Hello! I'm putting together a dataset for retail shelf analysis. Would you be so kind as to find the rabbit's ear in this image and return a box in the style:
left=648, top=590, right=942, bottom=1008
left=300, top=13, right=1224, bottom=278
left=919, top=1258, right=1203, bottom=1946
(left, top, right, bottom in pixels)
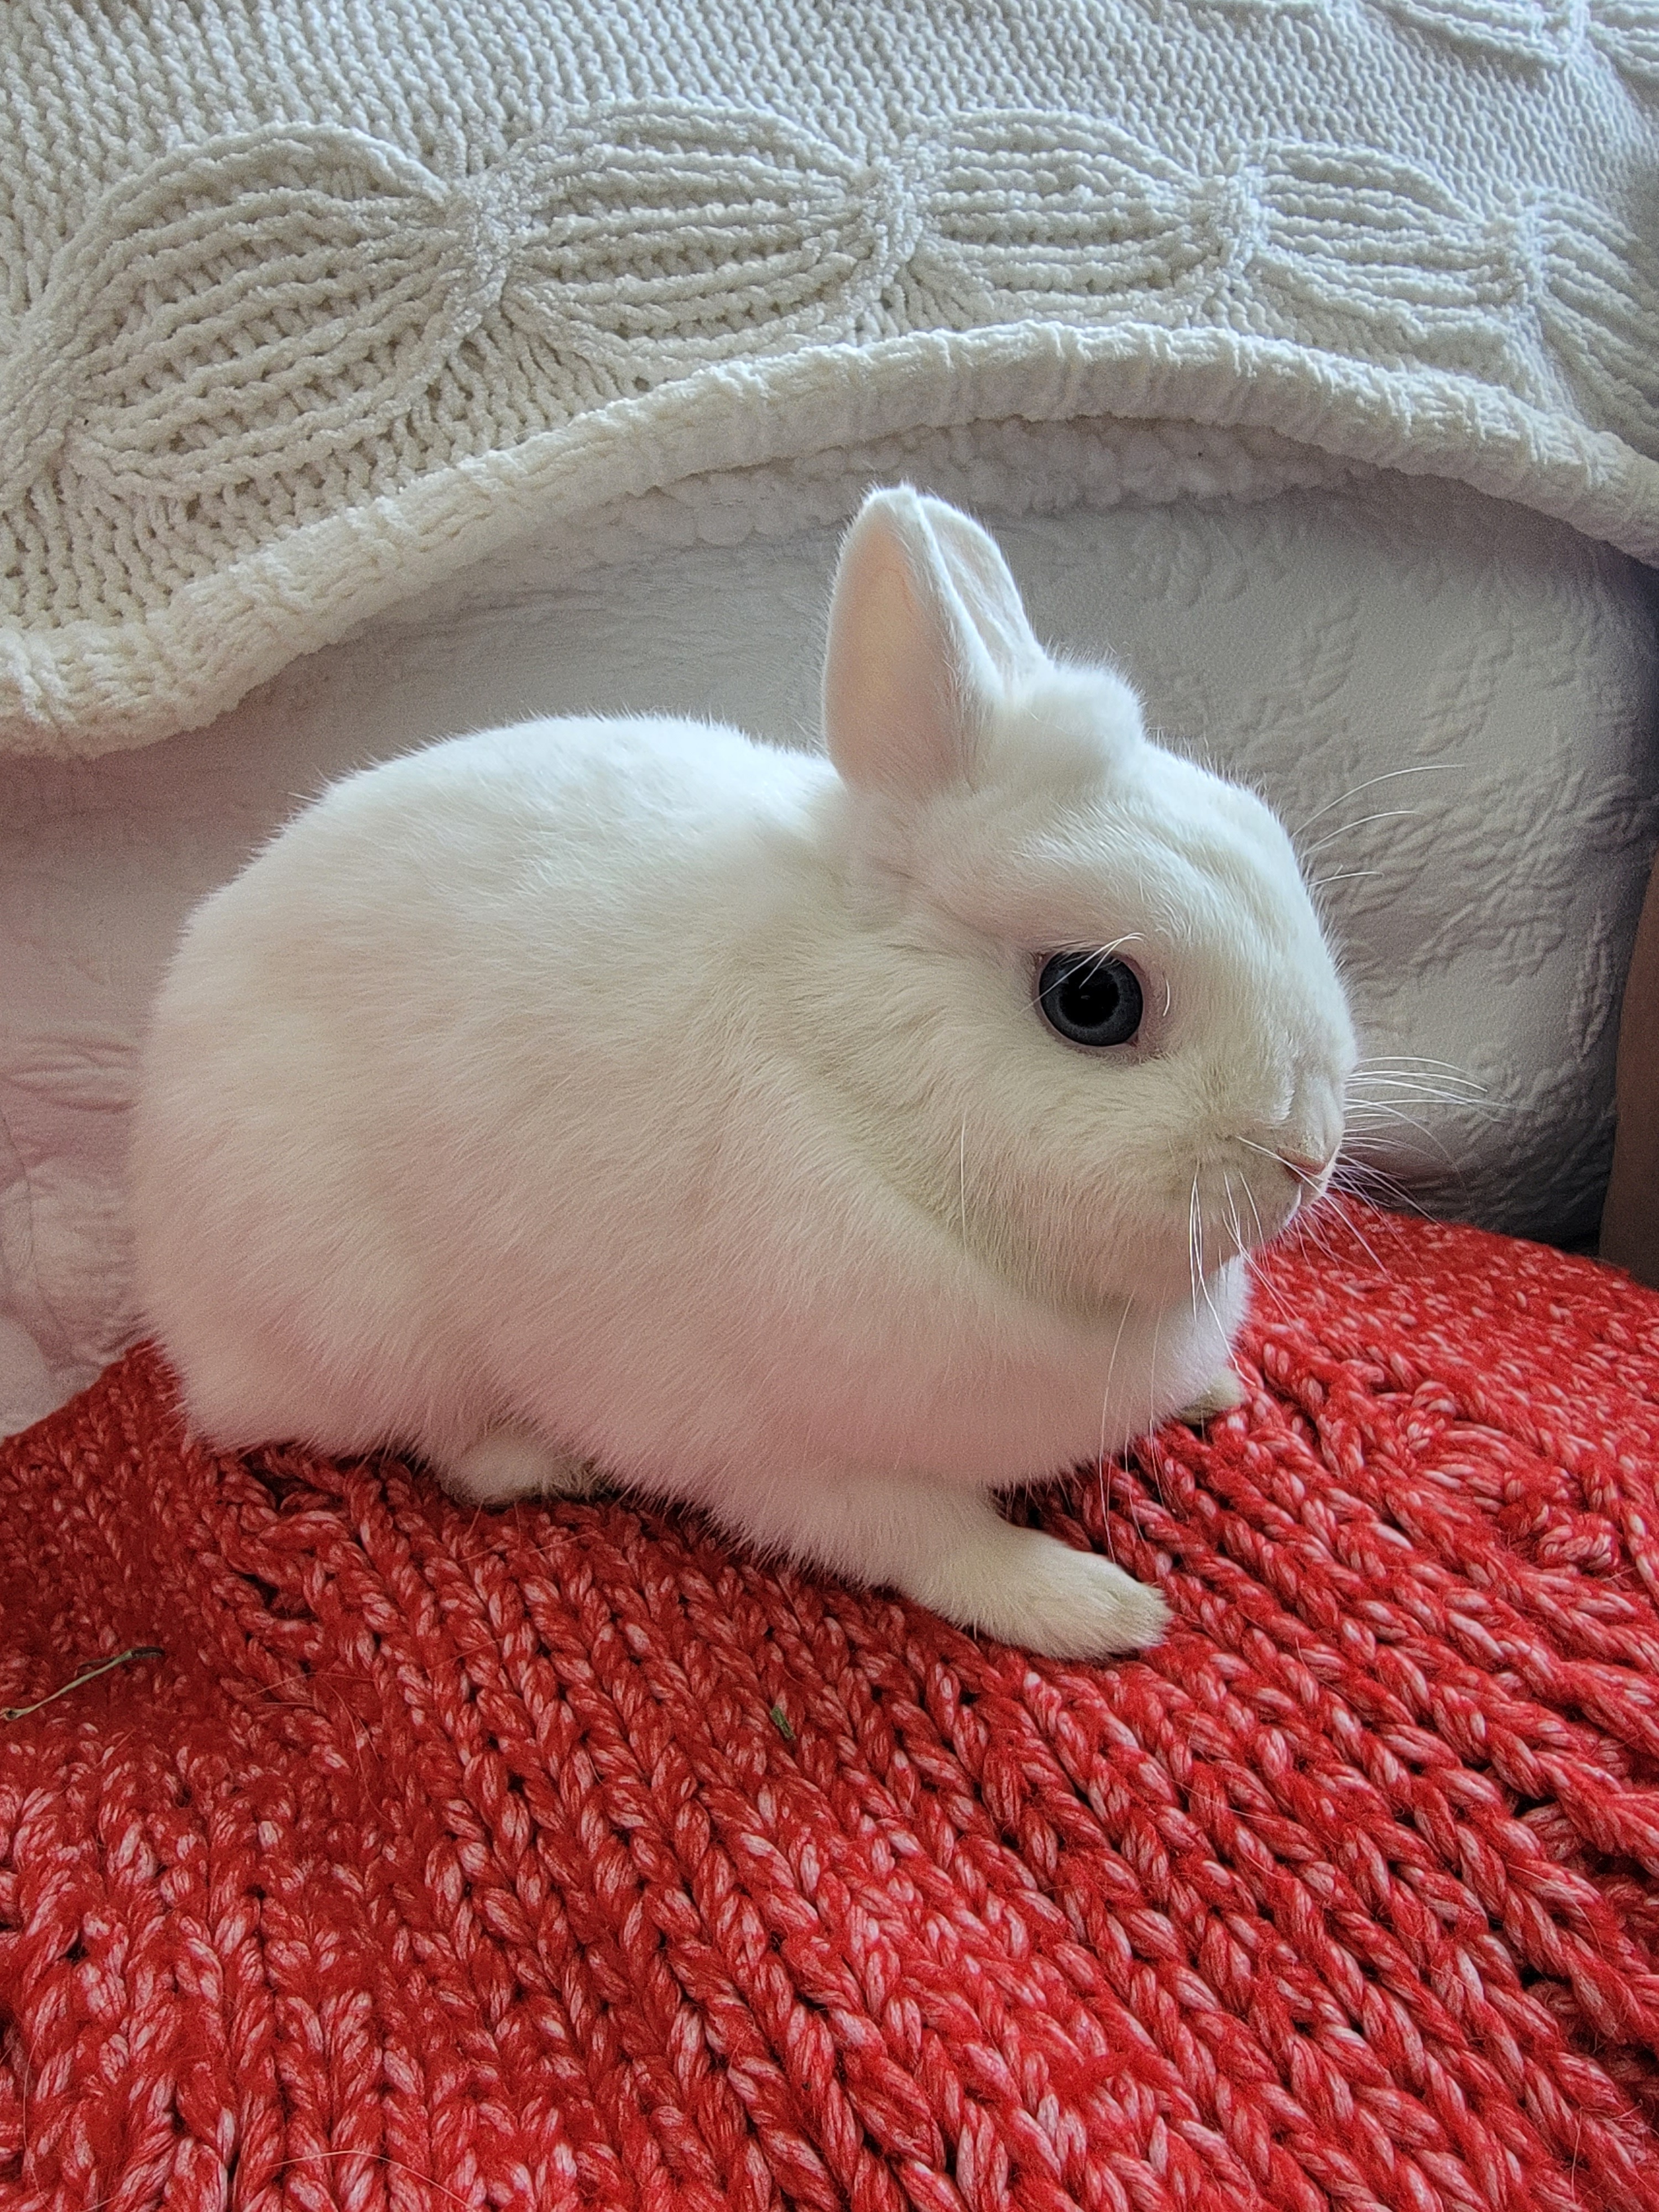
left=823, top=487, right=1046, bottom=801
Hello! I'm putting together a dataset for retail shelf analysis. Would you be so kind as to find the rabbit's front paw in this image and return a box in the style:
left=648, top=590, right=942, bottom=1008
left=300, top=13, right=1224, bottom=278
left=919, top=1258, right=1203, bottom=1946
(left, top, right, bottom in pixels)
left=914, top=1525, right=1168, bottom=1658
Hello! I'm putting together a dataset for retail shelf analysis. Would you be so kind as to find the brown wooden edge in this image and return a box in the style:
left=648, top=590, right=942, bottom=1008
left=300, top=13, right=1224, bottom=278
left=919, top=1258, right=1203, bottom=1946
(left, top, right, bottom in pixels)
left=1600, top=842, right=1659, bottom=1285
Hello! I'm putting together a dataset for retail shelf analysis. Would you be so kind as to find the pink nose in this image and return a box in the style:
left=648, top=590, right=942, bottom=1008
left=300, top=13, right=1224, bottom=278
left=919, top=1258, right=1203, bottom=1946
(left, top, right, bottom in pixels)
left=1283, top=1152, right=1334, bottom=1183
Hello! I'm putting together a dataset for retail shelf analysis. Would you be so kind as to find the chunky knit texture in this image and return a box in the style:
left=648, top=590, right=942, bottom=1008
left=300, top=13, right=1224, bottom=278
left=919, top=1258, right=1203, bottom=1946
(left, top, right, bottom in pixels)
left=4, top=0, right=1659, bottom=755
left=3, top=1203, right=1659, bottom=2209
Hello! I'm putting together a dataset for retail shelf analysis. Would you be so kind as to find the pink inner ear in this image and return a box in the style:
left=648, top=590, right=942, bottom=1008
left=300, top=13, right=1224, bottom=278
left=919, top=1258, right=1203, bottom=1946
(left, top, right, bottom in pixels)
left=822, top=497, right=986, bottom=802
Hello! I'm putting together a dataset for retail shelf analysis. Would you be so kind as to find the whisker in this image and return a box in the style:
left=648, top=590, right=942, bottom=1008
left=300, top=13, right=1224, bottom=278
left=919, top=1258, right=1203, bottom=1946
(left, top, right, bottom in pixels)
left=1077, top=936, right=1144, bottom=974
left=1188, top=1174, right=1202, bottom=1312
left=1348, top=1087, right=1489, bottom=1108
left=1145, top=1312, right=1167, bottom=1503
left=1346, top=1098, right=1476, bottom=1135
left=1293, top=764, right=1456, bottom=837
left=1344, top=1101, right=1469, bottom=1178
left=1238, top=1177, right=1295, bottom=1321
left=1284, top=1202, right=1336, bottom=1275
left=1224, top=1169, right=1285, bottom=1320
left=1238, top=1167, right=1274, bottom=1255
left=1299, top=807, right=1422, bottom=859
left=1342, top=1134, right=1454, bottom=1175
left=1349, top=1059, right=1494, bottom=1115
left=1357, top=1054, right=1480, bottom=1074
left=1346, top=1097, right=1488, bottom=1120
left=1324, top=1194, right=1396, bottom=1276
left=1097, top=1297, right=1135, bottom=1558
left=1190, top=1173, right=1229, bottom=1340
left=1305, top=1192, right=1374, bottom=1275
left=1349, top=1066, right=1490, bottom=1092
left=1347, top=1084, right=1501, bottom=1114
left=1333, top=1157, right=1433, bottom=1221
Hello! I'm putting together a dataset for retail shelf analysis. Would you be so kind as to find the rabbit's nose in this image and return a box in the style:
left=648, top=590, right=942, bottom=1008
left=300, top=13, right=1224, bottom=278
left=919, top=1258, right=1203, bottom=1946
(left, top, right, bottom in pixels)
left=1282, top=1150, right=1337, bottom=1183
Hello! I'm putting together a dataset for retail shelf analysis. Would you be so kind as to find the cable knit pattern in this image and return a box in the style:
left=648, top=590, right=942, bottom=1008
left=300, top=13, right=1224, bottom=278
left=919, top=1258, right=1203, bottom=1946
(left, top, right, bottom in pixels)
left=3, top=0, right=1659, bottom=756
left=4, top=1203, right=1659, bottom=2208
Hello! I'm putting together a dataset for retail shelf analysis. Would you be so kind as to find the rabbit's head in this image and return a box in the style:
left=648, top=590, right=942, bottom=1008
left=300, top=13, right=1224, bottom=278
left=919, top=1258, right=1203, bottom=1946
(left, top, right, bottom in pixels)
left=811, top=487, right=1355, bottom=1316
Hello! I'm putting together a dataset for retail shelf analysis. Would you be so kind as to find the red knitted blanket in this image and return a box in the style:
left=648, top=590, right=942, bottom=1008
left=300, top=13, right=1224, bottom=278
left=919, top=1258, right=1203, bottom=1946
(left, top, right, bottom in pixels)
left=3, top=1204, right=1658, bottom=2212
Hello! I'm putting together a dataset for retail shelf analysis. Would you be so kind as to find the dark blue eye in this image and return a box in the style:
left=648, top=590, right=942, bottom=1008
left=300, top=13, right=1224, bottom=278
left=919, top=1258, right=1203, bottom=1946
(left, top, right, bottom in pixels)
left=1037, top=952, right=1144, bottom=1048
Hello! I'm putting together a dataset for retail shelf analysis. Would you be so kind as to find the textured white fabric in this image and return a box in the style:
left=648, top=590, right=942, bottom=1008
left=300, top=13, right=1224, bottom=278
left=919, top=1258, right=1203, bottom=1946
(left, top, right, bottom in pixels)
left=2, top=459, right=1654, bottom=1433
left=3, top=0, right=1658, bottom=756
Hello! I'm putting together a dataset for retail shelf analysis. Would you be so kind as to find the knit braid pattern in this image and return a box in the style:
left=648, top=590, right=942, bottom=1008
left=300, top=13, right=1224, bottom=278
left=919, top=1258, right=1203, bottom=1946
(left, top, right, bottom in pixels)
left=4, top=0, right=1659, bottom=756
left=2, top=1202, right=1658, bottom=2210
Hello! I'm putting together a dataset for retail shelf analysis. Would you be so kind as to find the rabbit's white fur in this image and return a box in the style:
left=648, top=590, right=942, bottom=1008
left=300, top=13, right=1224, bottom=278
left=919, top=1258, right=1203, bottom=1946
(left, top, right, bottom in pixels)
left=131, top=488, right=1353, bottom=1658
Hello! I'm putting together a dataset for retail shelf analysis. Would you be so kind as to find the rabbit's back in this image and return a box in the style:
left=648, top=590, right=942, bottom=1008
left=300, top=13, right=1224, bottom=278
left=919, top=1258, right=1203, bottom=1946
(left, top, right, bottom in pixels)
left=129, top=715, right=831, bottom=1459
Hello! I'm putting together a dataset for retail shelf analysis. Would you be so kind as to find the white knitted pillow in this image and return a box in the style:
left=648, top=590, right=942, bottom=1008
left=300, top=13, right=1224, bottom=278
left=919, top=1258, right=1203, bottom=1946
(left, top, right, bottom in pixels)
left=3, top=0, right=1658, bottom=757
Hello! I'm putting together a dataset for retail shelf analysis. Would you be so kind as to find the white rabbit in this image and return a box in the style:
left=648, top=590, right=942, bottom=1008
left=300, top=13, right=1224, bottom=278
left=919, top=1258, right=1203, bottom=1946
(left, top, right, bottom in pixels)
left=130, top=487, right=1354, bottom=1659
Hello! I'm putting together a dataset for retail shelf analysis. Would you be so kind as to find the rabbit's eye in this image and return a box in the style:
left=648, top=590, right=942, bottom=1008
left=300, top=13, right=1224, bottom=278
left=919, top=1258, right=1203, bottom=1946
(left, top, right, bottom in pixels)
left=1037, top=952, right=1144, bottom=1049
